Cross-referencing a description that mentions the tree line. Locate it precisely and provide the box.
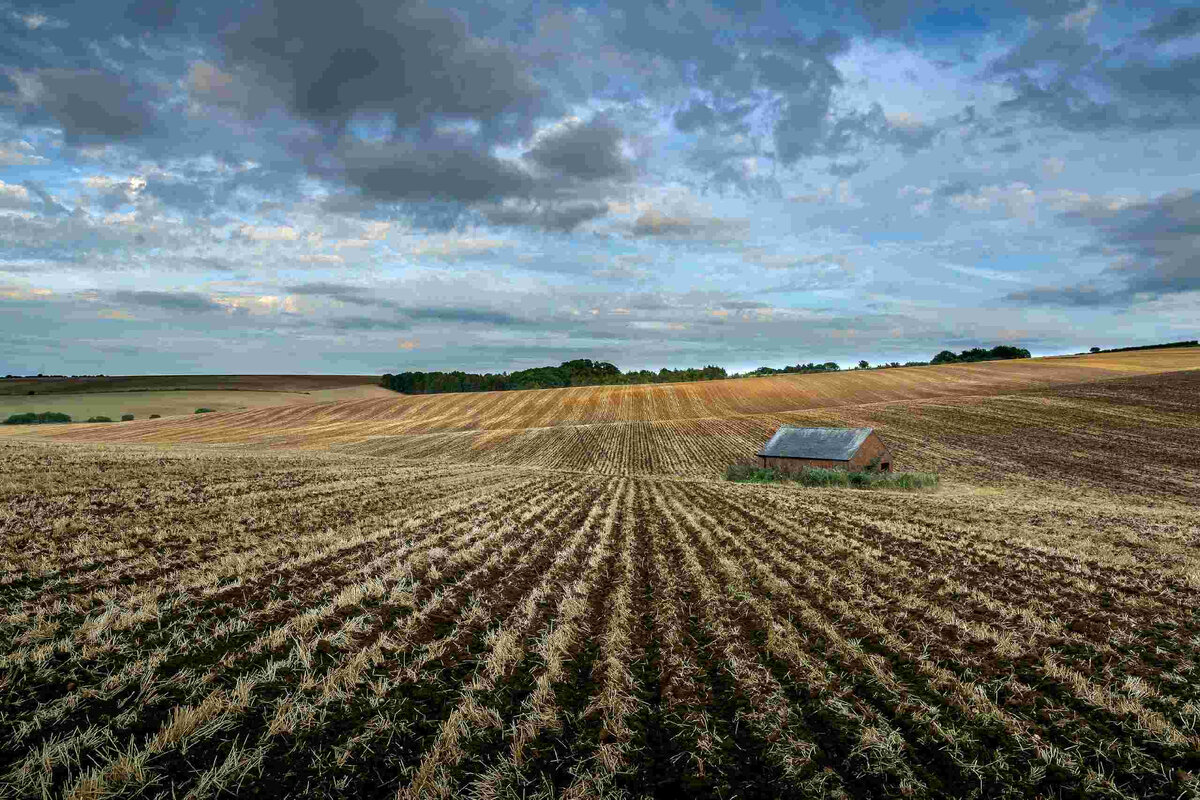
[930,345,1031,365]
[382,344,1036,396]
[381,359,728,394]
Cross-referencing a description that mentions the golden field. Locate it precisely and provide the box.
[1,349,1199,798]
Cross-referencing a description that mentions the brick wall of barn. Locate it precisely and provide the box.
[848,432,892,471]
[758,456,849,472]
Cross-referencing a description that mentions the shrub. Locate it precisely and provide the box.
[86,416,114,423]
[121,414,134,421]
[3,411,71,425]
[149,414,161,419]
[194,408,215,414]
[726,462,939,491]
[724,460,783,483]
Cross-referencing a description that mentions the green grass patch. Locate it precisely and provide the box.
[725,460,938,490]
[194,407,216,414]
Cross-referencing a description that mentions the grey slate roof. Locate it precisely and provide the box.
[756,426,875,460]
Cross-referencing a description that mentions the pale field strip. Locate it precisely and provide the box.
[462,479,632,798]
[657,480,1072,787]
[633,484,725,783]
[680,482,1200,766]
[0,475,580,795]
[559,481,646,798]
[398,478,626,798]
[643,480,861,794]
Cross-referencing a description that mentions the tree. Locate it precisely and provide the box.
[857,360,869,370]
[121,414,134,421]
[1090,346,1101,353]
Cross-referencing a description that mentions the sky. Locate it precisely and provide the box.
[0,0,1197,376]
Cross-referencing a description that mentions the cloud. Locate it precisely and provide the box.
[223,0,546,130]
[109,290,223,314]
[0,141,47,166]
[334,139,534,204]
[719,300,770,310]
[7,69,157,144]
[482,200,609,232]
[828,160,868,178]
[125,0,179,28]
[0,180,32,210]
[1007,189,1200,306]
[237,225,300,242]
[285,282,528,326]
[327,315,412,331]
[673,100,717,133]
[631,208,747,240]
[1140,8,1200,44]
[20,180,69,216]
[525,116,633,181]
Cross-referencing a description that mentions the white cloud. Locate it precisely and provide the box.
[0,181,32,209]
[0,141,48,166]
[238,225,300,242]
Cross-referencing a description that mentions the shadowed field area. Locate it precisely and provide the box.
[2,349,1199,798]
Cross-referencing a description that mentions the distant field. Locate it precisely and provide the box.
[0,385,393,423]
[0,373,379,396]
[26,346,1200,454]
[2,348,1199,798]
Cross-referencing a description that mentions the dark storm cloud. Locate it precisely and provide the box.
[482,201,610,232]
[222,0,546,134]
[1006,190,1200,306]
[525,117,632,181]
[991,13,1200,133]
[8,69,157,143]
[1140,7,1200,43]
[110,291,223,314]
[334,139,534,204]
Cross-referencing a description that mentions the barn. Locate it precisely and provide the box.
[757,426,892,473]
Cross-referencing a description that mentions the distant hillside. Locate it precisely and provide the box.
[0,374,378,396]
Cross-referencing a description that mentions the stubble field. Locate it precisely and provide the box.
[2,351,1199,798]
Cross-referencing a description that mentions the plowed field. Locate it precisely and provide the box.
[2,350,1199,798]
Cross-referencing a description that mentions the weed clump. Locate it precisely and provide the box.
[194,408,215,414]
[121,414,134,421]
[725,459,938,490]
[86,416,114,423]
